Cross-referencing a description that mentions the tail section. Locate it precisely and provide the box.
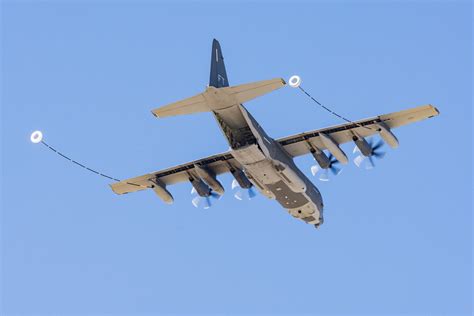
[209,39,229,88]
[150,39,286,119]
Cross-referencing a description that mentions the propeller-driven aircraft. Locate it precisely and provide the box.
[111,39,439,229]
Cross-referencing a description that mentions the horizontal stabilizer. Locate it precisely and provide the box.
[220,78,286,105]
[151,93,208,118]
[151,78,286,118]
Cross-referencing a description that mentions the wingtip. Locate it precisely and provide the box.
[428,104,440,116]
[109,183,120,194]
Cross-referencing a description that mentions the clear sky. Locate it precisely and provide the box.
[1,1,472,315]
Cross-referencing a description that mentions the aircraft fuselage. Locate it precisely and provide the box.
[213,103,324,227]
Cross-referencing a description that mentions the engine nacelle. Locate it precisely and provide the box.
[352,132,372,156]
[194,164,225,195]
[319,133,348,164]
[310,146,331,169]
[149,177,174,204]
[189,176,212,197]
[230,167,253,189]
[377,123,399,149]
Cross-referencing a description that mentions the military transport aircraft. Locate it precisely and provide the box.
[111,39,439,229]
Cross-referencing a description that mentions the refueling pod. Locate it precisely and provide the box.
[194,164,225,195]
[149,177,174,204]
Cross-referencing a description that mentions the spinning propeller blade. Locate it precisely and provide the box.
[310,153,342,181]
[191,187,220,209]
[231,179,257,200]
[319,169,329,181]
[311,165,320,177]
[353,138,386,169]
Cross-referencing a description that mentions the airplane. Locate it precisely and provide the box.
[110,39,439,229]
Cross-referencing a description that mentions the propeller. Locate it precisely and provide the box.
[310,153,342,181]
[191,187,221,209]
[353,138,386,170]
[231,179,257,200]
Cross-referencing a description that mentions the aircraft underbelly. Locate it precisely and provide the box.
[231,144,322,225]
[265,181,307,208]
[213,105,248,129]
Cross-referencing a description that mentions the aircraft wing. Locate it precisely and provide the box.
[151,93,208,118]
[112,104,438,194]
[278,104,439,157]
[110,151,236,195]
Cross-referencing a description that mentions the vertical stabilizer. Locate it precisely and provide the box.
[209,39,229,88]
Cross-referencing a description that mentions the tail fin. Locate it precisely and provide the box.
[209,39,229,88]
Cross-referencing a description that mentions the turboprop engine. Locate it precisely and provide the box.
[352,134,373,157]
[230,167,252,189]
[230,167,257,200]
[190,176,212,197]
[352,132,386,169]
[189,174,221,209]
[194,164,225,195]
[309,146,342,181]
[310,147,331,169]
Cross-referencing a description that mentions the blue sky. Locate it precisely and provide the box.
[1,1,472,315]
